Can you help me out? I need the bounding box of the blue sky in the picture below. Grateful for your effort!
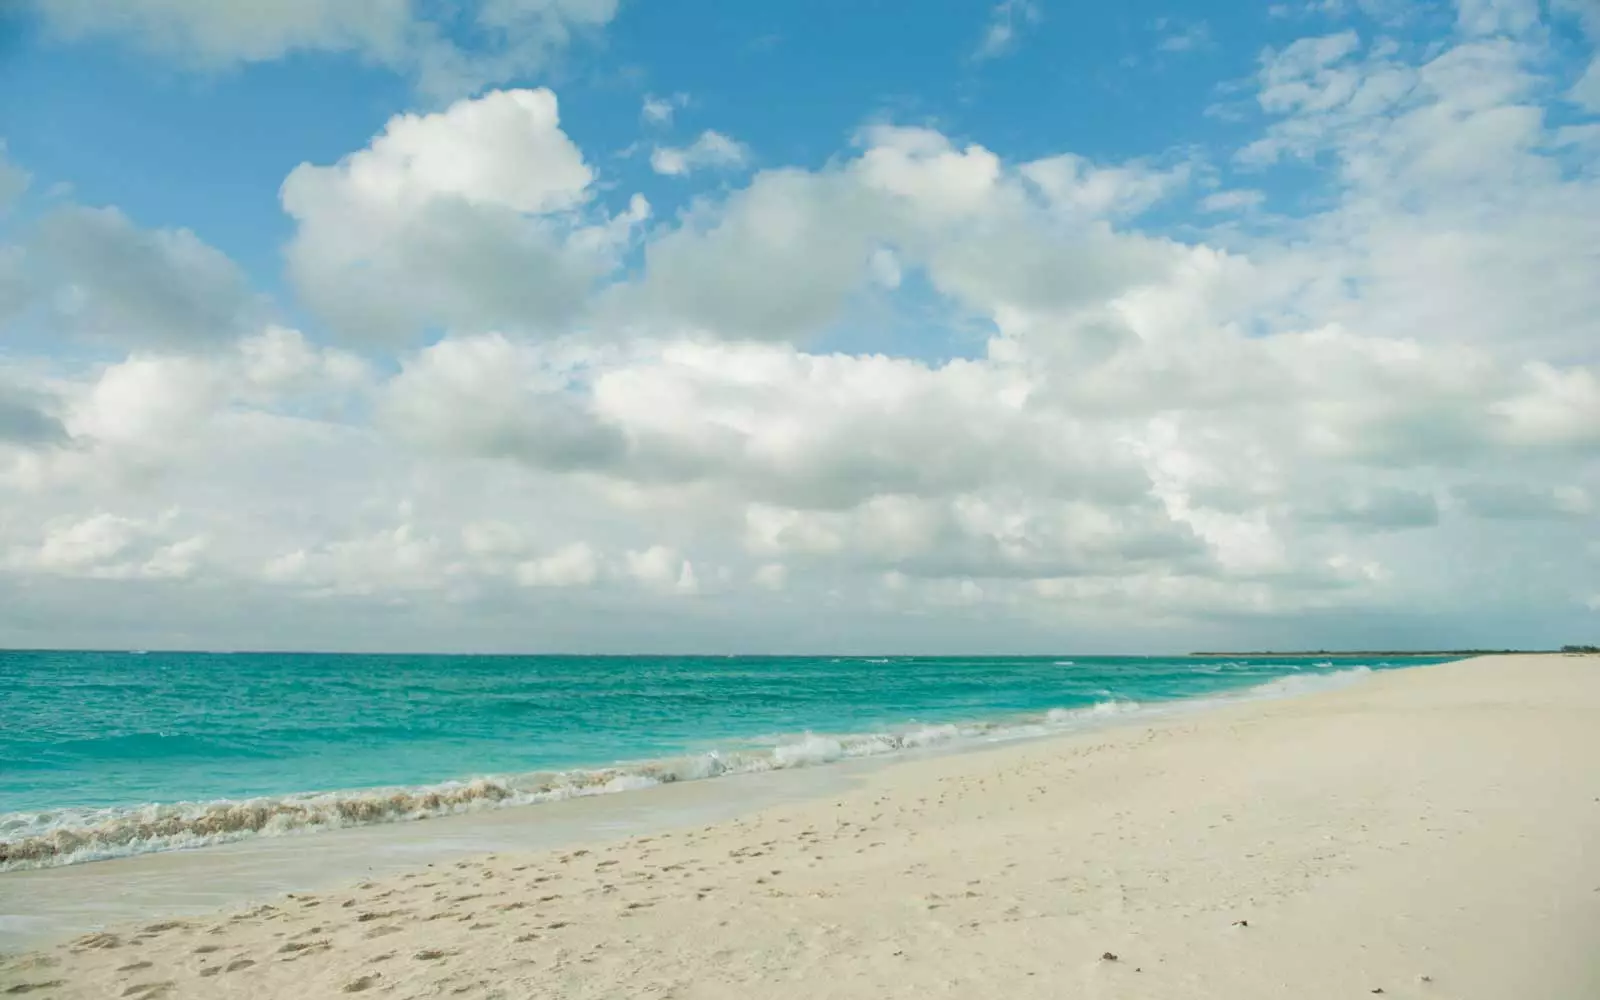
[0,1,1452,306]
[0,0,1596,652]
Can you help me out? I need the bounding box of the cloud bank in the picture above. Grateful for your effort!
[1,4,1597,652]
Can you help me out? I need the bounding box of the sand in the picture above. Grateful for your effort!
[3,653,1597,999]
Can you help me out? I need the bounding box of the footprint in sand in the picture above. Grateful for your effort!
[118,983,174,998]
[356,910,402,922]
[276,939,329,955]
[413,950,449,961]
[223,959,256,973]
[115,962,153,973]
[341,974,382,993]
[4,981,65,995]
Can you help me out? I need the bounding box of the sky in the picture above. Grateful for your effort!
[0,0,1596,654]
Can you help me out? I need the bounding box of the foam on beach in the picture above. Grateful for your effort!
[0,667,1377,872]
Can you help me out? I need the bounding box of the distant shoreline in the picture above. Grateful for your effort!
[1187,649,1577,658]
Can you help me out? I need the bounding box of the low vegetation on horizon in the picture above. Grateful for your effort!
[1188,647,1599,656]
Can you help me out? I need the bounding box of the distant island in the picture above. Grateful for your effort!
[1188,647,1599,657]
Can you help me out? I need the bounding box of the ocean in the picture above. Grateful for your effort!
[0,651,1451,872]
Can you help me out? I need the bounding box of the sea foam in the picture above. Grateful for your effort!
[0,667,1378,872]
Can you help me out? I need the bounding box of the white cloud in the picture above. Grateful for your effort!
[974,0,1040,61]
[65,354,226,455]
[626,545,699,594]
[25,0,619,101]
[1455,0,1541,37]
[0,328,372,503]
[609,127,1188,343]
[3,15,1599,650]
[261,520,451,596]
[295,88,595,214]
[1200,188,1266,212]
[516,542,600,587]
[0,380,64,445]
[379,333,623,470]
[1021,153,1191,219]
[282,88,647,343]
[6,512,207,581]
[650,131,751,177]
[641,93,689,126]
[29,204,260,346]
[237,326,370,395]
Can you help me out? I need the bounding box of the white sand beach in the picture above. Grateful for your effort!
[3,653,1597,999]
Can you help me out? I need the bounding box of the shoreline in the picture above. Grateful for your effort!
[0,663,1392,948]
[1,660,1404,876]
[4,654,1597,998]
[1186,649,1579,657]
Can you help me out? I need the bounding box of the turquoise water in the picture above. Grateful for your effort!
[0,651,1448,869]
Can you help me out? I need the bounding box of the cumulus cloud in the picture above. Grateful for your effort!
[516,542,601,587]
[27,205,260,347]
[1021,153,1192,220]
[0,381,64,445]
[3,7,1599,649]
[24,0,619,101]
[383,334,1152,511]
[1455,0,1541,37]
[607,127,1190,343]
[626,545,699,594]
[650,131,751,177]
[282,88,648,343]
[262,520,451,596]
[379,333,624,470]
[0,327,369,500]
[5,512,206,581]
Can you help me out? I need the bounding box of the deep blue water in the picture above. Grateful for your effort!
[0,651,1449,868]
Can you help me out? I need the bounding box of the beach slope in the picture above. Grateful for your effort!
[4,654,1597,999]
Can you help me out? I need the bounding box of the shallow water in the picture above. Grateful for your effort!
[1,652,1451,875]
[0,757,878,950]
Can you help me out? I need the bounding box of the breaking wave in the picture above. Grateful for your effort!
[0,666,1376,872]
